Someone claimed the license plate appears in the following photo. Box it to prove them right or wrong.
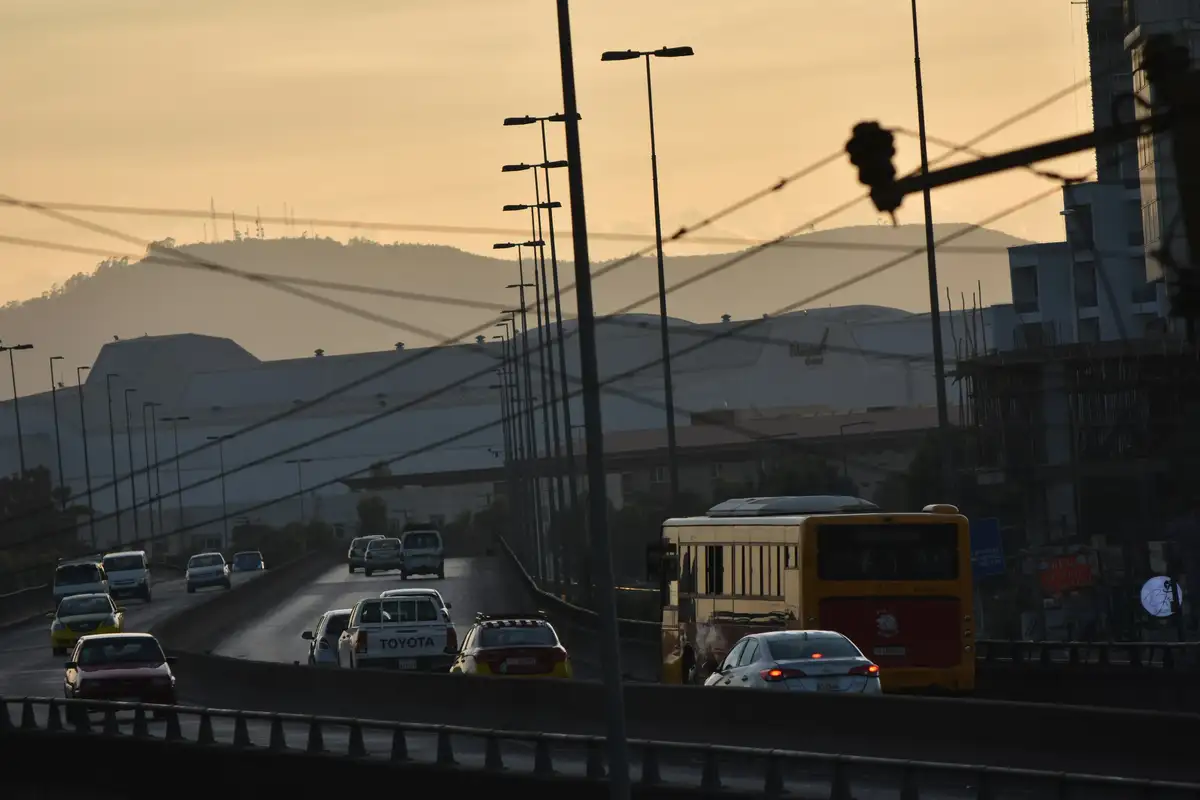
[507,657,536,666]
[816,679,841,691]
[874,646,906,657]
[396,659,416,670]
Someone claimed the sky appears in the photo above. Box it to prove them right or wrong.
[0,0,1098,306]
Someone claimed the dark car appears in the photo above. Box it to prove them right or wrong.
[63,633,177,707]
[231,550,266,572]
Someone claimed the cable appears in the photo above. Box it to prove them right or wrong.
[0,150,841,519]
[0,76,1096,530]
[6,172,1081,548]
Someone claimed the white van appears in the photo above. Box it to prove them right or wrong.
[102,550,152,602]
[52,560,109,604]
[400,529,445,580]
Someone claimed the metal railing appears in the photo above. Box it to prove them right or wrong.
[3,696,1197,798]
[977,639,1200,670]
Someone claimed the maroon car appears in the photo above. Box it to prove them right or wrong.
[63,633,177,706]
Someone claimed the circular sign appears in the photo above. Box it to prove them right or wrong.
[1140,576,1183,618]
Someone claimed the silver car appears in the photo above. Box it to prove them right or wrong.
[302,609,352,666]
[704,630,882,694]
[362,537,404,576]
[346,535,385,574]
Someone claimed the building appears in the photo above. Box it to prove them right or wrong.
[1124,0,1200,292]
[0,305,988,553]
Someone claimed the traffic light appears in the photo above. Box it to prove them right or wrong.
[846,121,902,215]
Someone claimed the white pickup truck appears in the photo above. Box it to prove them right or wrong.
[337,595,457,671]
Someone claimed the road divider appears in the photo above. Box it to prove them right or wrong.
[0,585,52,632]
[149,546,341,653]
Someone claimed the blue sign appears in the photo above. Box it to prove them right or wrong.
[970,517,1006,578]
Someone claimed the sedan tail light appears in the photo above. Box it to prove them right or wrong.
[760,667,806,681]
[849,664,880,676]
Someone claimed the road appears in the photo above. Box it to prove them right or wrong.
[0,573,261,699]
[210,556,569,667]
[10,701,1168,800]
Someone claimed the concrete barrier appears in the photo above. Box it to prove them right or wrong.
[0,584,51,631]
[162,646,1200,782]
[149,546,341,652]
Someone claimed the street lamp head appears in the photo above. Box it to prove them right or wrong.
[502,204,529,212]
[655,45,695,58]
[546,112,582,123]
[539,201,563,210]
[522,240,544,248]
[50,355,63,362]
[601,49,640,62]
[78,366,90,371]
[542,160,569,170]
[503,116,537,126]
[492,242,517,250]
[501,163,532,173]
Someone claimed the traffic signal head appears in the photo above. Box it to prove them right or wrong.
[846,121,902,215]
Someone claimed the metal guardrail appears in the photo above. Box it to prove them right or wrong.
[977,639,1200,670]
[3,696,1198,798]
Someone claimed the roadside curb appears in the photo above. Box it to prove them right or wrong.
[0,610,51,634]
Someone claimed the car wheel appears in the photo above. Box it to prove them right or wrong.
[348,565,355,574]
[223,580,231,590]
[187,584,196,594]
[144,590,153,603]
[437,566,445,580]
[400,571,408,581]
[364,569,372,577]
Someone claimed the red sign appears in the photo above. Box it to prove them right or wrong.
[1038,555,1094,594]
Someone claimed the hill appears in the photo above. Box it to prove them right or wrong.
[0,223,1028,394]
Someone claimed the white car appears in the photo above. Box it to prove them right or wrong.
[337,595,456,671]
[302,608,352,667]
[185,552,231,593]
[102,550,152,602]
[52,559,109,605]
[399,529,445,579]
[380,588,452,623]
[704,630,882,694]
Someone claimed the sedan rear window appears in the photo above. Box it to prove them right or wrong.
[403,532,441,550]
[478,626,557,649]
[188,555,223,568]
[77,638,165,666]
[767,635,862,661]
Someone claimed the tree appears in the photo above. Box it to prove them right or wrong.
[356,495,388,535]
[0,467,86,592]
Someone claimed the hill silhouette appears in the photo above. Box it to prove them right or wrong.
[0,223,1028,394]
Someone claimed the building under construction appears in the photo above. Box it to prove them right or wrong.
[956,339,1200,638]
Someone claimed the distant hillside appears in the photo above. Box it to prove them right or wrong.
[0,223,1028,394]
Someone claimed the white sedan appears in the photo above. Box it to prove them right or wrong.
[704,629,882,694]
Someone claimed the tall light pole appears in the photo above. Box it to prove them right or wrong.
[910,0,952,495]
[161,415,190,533]
[557,3,630,796]
[148,404,164,534]
[600,45,693,511]
[0,342,34,474]
[49,356,65,503]
[207,435,229,549]
[495,242,545,578]
[497,319,530,546]
[285,458,313,520]
[76,366,95,547]
[122,387,140,543]
[105,372,122,543]
[141,401,160,542]
[500,121,581,517]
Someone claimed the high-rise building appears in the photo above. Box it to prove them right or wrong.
[1086,0,1142,186]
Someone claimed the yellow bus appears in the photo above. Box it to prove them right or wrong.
[648,495,975,694]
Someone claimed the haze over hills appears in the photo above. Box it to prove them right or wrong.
[0,222,1028,395]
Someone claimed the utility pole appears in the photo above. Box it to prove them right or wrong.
[106,373,122,544]
[554,2,631,797]
[77,366,95,547]
[49,356,66,504]
[123,387,139,543]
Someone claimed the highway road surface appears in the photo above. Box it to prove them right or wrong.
[0,573,261,699]
[6,701,1183,800]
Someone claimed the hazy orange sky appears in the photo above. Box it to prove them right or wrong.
[0,0,1098,306]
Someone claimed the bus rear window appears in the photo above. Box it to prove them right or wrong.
[816,523,959,581]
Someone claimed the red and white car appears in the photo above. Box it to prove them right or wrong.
[63,633,178,706]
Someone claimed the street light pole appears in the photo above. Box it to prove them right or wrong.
[498,320,530,545]
[161,416,190,532]
[285,458,312,520]
[49,356,65,504]
[556,3,630,796]
[1,343,34,474]
[141,402,158,542]
[601,46,694,511]
[207,435,229,550]
[122,387,140,543]
[105,373,122,544]
[910,0,952,496]
[76,366,95,547]
[149,406,164,534]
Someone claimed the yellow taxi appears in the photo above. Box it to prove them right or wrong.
[49,592,125,656]
[450,612,572,679]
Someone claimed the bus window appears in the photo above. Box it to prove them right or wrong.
[816,523,959,581]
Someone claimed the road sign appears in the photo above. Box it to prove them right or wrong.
[970,518,1005,578]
